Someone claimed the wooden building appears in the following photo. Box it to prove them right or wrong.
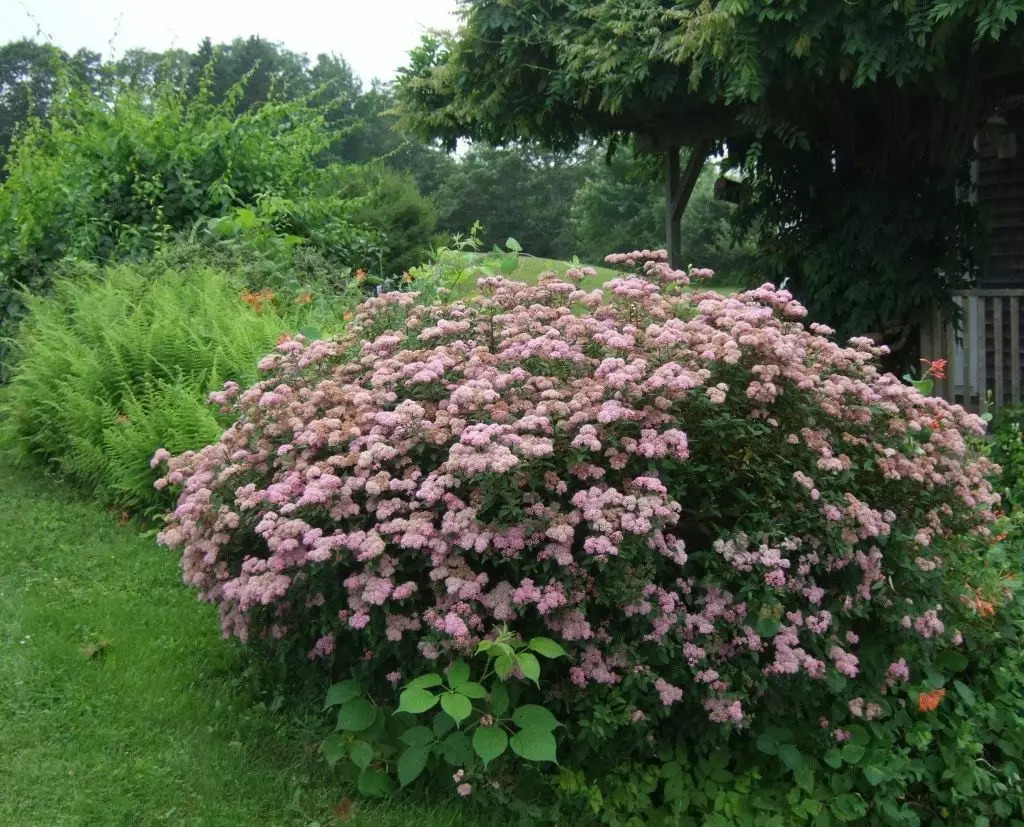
[922,96,1024,412]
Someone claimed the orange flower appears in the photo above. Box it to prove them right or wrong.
[277,333,292,346]
[918,688,945,712]
[355,269,367,284]
[921,358,947,380]
[294,292,312,305]
[342,311,353,322]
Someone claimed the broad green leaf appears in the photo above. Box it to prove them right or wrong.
[936,650,969,674]
[779,744,804,771]
[433,710,455,738]
[756,732,779,755]
[505,237,522,253]
[830,793,867,822]
[517,652,541,684]
[324,680,362,709]
[862,765,886,786]
[953,680,976,706]
[512,704,560,732]
[476,640,493,653]
[298,325,321,341]
[459,681,488,699]
[824,748,843,769]
[440,731,473,766]
[490,684,510,717]
[841,743,865,765]
[357,767,394,798]
[322,732,347,767]
[756,617,780,638]
[349,740,374,770]
[336,697,377,732]
[472,725,509,766]
[441,692,473,724]
[399,725,434,747]
[494,654,514,679]
[509,727,558,763]
[397,688,439,715]
[846,725,870,746]
[446,660,471,689]
[794,765,815,793]
[527,637,567,659]
[397,745,430,787]
[406,673,443,691]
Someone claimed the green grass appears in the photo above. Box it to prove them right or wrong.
[0,465,476,827]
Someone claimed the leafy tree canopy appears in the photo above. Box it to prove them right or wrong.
[396,1,1024,352]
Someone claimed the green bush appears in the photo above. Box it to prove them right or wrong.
[989,405,1024,509]
[0,258,340,515]
[154,252,1022,824]
[0,75,376,373]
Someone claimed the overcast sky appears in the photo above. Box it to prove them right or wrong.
[2,0,459,84]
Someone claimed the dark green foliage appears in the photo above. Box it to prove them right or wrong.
[0,260,334,514]
[431,144,593,260]
[570,148,757,283]
[396,0,1024,358]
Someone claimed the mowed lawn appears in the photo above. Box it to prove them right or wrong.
[511,255,740,294]
[0,466,475,827]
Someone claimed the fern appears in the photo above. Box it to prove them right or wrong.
[1,258,334,512]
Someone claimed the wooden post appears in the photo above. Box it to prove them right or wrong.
[664,139,713,270]
[665,147,681,268]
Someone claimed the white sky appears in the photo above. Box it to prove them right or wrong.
[1,0,459,84]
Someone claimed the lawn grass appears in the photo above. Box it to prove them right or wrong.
[0,465,477,827]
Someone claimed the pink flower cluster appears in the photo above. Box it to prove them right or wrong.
[154,252,997,732]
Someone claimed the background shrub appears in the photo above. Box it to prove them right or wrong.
[0,258,344,515]
[154,253,1020,823]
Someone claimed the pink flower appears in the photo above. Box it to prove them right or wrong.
[456,783,472,797]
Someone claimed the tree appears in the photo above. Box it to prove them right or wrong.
[0,40,100,175]
[396,1,1024,355]
[431,143,595,259]
[570,147,755,279]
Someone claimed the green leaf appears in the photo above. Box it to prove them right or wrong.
[298,325,321,341]
[527,637,567,659]
[953,680,976,707]
[846,725,870,746]
[399,725,434,747]
[322,732,347,767]
[826,671,848,692]
[441,692,473,725]
[512,704,560,732]
[510,727,558,763]
[517,652,541,684]
[756,617,780,638]
[505,237,522,253]
[336,697,377,732]
[862,765,886,786]
[406,673,443,691]
[440,731,473,766]
[936,651,969,674]
[490,684,510,717]
[779,744,804,771]
[357,767,394,798]
[472,725,509,766]
[476,640,493,654]
[459,681,488,699]
[324,680,363,709]
[397,745,430,787]
[824,748,843,769]
[830,793,867,822]
[433,710,455,738]
[446,660,471,689]
[397,688,439,715]
[756,732,779,756]
[349,740,374,770]
[494,654,514,679]
[794,765,815,793]
[841,744,865,765]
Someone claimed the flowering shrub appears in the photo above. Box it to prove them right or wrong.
[155,250,1020,822]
